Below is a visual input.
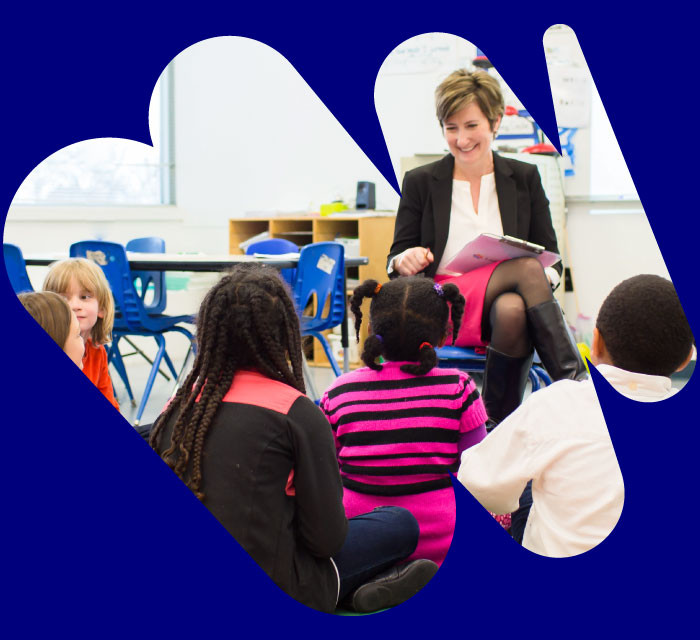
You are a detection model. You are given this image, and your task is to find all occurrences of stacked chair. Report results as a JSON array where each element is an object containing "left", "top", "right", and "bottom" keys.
[
  {"left": 126, "top": 236, "right": 168, "bottom": 314},
  {"left": 245, "top": 238, "right": 299, "bottom": 289}
]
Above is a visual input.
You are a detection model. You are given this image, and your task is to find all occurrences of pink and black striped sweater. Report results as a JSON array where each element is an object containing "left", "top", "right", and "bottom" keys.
[{"left": 321, "top": 361, "right": 487, "bottom": 566}]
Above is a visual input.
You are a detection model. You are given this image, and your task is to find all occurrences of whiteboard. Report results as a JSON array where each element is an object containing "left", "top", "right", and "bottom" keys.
[{"left": 381, "top": 34, "right": 458, "bottom": 75}]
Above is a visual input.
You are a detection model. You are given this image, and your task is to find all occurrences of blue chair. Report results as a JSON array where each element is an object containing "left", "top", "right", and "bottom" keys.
[
  {"left": 70, "top": 240, "right": 195, "bottom": 425},
  {"left": 3, "top": 243, "right": 34, "bottom": 293},
  {"left": 245, "top": 238, "right": 298, "bottom": 289},
  {"left": 103, "top": 237, "right": 173, "bottom": 407},
  {"left": 126, "top": 237, "right": 167, "bottom": 314},
  {"left": 436, "top": 345, "right": 551, "bottom": 392},
  {"left": 293, "top": 241, "right": 345, "bottom": 378}
]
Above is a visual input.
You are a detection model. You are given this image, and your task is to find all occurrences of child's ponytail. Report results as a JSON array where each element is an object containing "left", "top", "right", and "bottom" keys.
[
  {"left": 401, "top": 341, "right": 437, "bottom": 376},
  {"left": 349, "top": 279, "right": 382, "bottom": 342},
  {"left": 441, "top": 282, "right": 466, "bottom": 344},
  {"left": 361, "top": 334, "right": 384, "bottom": 371},
  {"left": 351, "top": 279, "right": 385, "bottom": 371}
]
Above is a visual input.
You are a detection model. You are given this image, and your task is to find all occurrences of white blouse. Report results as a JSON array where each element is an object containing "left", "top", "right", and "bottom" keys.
[
  {"left": 436, "top": 173, "right": 503, "bottom": 275},
  {"left": 389, "top": 170, "right": 560, "bottom": 287}
]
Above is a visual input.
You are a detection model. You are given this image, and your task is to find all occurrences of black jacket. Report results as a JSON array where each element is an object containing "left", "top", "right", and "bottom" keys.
[
  {"left": 387, "top": 153, "right": 562, "bottom": 278},
  {"left": 153, "top": 371, "right": 347, "bottom": 613}
]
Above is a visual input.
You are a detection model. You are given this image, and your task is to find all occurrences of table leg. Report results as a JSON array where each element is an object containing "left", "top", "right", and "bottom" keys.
[
  {"left": 302, "top": 355, "right": 320, "bottom": 402},
  {"left": 341, "top": 268, "right": 350, "bottom": 373}
]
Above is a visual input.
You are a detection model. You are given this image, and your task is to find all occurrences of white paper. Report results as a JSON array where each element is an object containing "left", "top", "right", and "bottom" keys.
[{"left": 316, "top": 254, "right": 336, "bottom": 274}]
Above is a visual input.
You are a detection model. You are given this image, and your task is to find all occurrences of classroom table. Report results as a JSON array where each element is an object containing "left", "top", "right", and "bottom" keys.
[
  {"left": 24, "top": 251, "right": 368, "bottom": 272},
  {"left": 23, "top": 252, "right": 368, "bottom": 375}
]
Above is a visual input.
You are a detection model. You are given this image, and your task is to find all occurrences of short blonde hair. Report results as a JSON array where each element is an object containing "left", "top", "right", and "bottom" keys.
[
  {"left": 435, "top": 69, "right": 505, "bottom": 131},
  {"left": 18, "top": 291, "right": 74, "bottom": 351},
  {"left": 43, "top": 258, "right": 115, "bottom": 345}
]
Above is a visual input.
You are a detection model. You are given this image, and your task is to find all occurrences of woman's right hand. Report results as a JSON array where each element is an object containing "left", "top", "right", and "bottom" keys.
[{"left": 394, "top": 247, "right": 434, "bottom": 276}]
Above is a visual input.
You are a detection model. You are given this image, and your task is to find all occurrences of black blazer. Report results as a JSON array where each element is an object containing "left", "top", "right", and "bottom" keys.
[
  {"left": 153, "top": 373, "right": 347, "bottom": 614},
  {"left": 387, "top": 153, "right": 562, "bottom": 278}
]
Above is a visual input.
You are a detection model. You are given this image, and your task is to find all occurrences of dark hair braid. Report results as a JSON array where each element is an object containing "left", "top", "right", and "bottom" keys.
[
  {"left": 175, "top": 332, "right": 231, "bottom": 473},
  {"left": 360, "top": 335, "right": 385, "bottom": 371},
  {"left": 150, "top": 264, "right": 305, "bottom": 500},
  {"left": 249, "top": 294, "right": 301, "bottom": 388},
  {"left": 441, "top": 282, "right": 466, "bottom": 343},
  {"left": 162, "top": 298, "right": 235, "bottom": 477},
  {"left": 349, "top": 279, "right": 380, "bottom": 342},
  {"left": 401, "top": 342, "right": 439, "bottom": 376},
  {"left": 281, "top": 295, "right": 306, "bottom": 390},
  {"left": 156, "top": 288, "right": 232, "bottom": 466},
  {"left": 189, "top": 359, "right": 238, "bottom": 499},
  {"left": 349, "top": 276, "right": 466, "bottom": 376}
]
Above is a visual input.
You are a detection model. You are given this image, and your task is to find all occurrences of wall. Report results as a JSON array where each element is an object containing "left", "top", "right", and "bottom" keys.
[
  {"left": 374, "top": 30, "right": 667, "bottom": 321},
  {"left": 563, "top": 201, "right": 668, "bottom": 321},
  {"left": 3, "top": 33, "right": 668, "bottom": 321},
  {"left": 4, "top": 36, "right": 399, "bottom": 259}
]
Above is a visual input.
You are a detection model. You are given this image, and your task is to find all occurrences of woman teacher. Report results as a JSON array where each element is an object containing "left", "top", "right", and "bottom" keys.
[{"left": 387, "top": 69, "right": 586, "bottom": 426}]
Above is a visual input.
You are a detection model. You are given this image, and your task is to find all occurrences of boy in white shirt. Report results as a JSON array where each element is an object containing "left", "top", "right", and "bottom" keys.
[{"left": 458, "top": 275, "right": 694, "bottom": 557}]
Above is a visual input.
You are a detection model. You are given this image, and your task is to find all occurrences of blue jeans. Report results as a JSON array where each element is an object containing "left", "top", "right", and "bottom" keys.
[
  {"left": 510, "top": 480, "right": 533, "bottom": 544},
  {"left": 333, "top": 506, "right": 419, "bottom": 601}
]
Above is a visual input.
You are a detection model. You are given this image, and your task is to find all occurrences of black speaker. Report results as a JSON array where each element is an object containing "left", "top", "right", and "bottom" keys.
[{"left": 356, "top": 181, "right": 376, "bottom": 209}]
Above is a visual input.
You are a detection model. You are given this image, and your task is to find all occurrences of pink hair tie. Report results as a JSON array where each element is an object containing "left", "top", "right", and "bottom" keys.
[{"left": 419, "top": 342, "right": 432, "bottom": 351}]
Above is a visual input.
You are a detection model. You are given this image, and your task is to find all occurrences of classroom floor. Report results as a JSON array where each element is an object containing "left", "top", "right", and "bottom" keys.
[
  {"left": 113, "top": 332, "right": 338, "bottom": 427},
  {"left": 113, "top": 332, "right": 694, "bottom": 429}
]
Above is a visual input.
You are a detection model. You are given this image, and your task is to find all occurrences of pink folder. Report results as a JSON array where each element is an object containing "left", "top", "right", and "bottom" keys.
[{"left": 444, "top": 233, "right": 560, "bottom": 275}]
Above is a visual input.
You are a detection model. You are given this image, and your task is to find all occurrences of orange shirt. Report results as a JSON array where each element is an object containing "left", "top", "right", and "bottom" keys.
[{"left": 82, "top": 339, "right": 120, "bottom": 410}]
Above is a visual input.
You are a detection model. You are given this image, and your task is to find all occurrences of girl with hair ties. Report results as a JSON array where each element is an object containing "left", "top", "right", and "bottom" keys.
[
  {"left": 387, "top": 69, "right": 587, "bottom": 427},
  {"left": 150, "top": 263, "right": 436, "bottom": 614},
  {"left": 320, "top": 277, "right": 488, "bottom": 567}
]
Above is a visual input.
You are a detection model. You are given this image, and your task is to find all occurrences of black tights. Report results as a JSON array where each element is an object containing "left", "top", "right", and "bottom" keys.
[{"left": 481, "top": 257, "right": 553, "bottom": 357}]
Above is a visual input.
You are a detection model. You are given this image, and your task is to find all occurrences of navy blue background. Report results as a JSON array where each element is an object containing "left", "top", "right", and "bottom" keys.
[{"left": 2, "top": 4, "right": 696, "bottom": 635}]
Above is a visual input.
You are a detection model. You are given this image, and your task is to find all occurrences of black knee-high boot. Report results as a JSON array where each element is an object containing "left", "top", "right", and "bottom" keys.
[
  {"left": 526, "top": 300, "right": 588, "bottom": 382},
  {"left": 482, "top": 346, "right": 533, "bottom": 430}
]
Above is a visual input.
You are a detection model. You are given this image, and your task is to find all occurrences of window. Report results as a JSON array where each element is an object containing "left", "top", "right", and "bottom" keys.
[{"left": 13, "top": 66, "right": 174, "bottom": 206}]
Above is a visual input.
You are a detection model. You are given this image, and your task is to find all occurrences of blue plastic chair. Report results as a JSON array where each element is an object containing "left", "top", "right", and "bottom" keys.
[
  {"left": 245, "top": 238, "right": 298, "bottom": 289},
  {"left": 436, "top": 345, "right": 551, "bottom": 392},
  {"left": 70, "top": 240, "right": 195, "bottom": 425},
  {"left": 126, "top": 237, "right": 167, "bottom": 314},
  {"left": 105, "top": 237, "right": 175, "bottom": 405},
  {"left": 3, "top": 243, "right": 34, "bottom": 293},
  {"left": 293, "top": 242, "right": 345, "bottom": 377}
]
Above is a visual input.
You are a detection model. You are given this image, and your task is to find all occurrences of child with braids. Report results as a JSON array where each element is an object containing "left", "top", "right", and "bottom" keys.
[
  {"left": 150, "top": 264, "right": 439, "bottom": 614},
  {"left": 320, "top": 277, "right": 488, "bottom": 567}
]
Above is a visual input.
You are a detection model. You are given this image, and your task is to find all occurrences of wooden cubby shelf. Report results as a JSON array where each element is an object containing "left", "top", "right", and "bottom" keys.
[{"left": 230, "top": 214, "right": 397, "bottom": 368}]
